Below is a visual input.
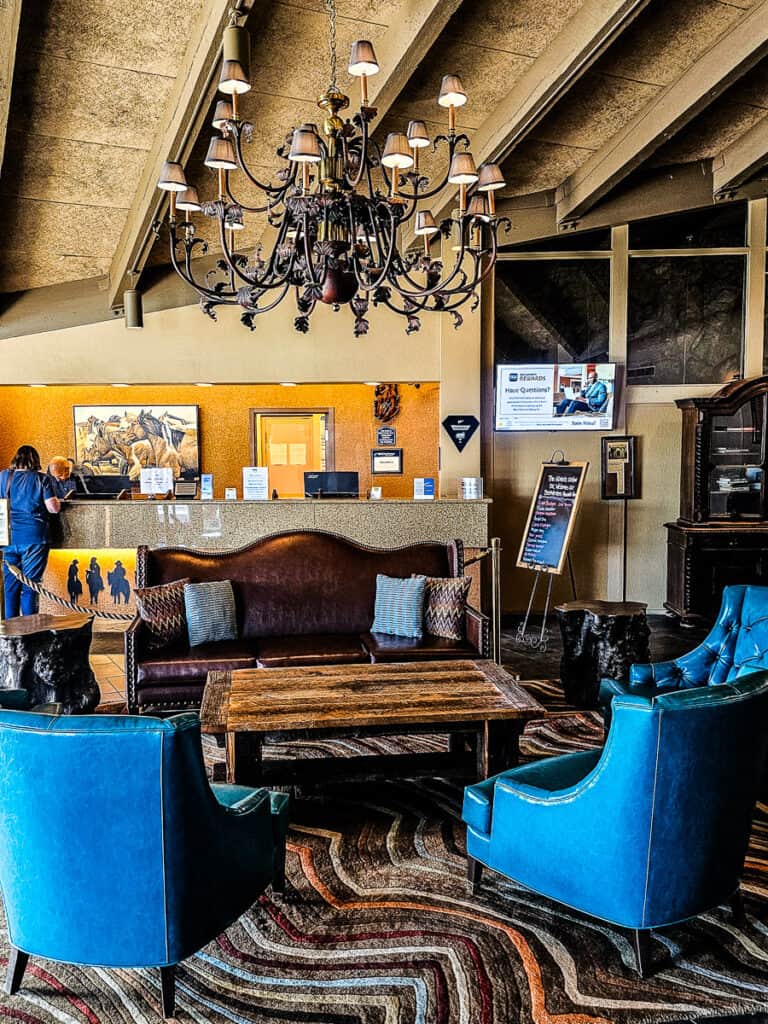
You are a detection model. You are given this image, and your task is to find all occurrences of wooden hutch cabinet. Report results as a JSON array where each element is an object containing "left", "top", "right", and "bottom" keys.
[{"left": 666, "top": 375, "right": 768, "bottom": 624}]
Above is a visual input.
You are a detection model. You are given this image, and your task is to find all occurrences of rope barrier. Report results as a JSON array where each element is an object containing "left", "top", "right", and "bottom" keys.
[{"left": 4, "top": 564, "right": 134, "bottom": 621}]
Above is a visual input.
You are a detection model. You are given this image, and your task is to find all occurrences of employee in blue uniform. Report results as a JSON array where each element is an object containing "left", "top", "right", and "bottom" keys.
[
  {"left": 0, "top": 445, "right": 61, "bottom": 618},
  {"left": 555, "top": 371, "right": 608, "bottom": 416}
]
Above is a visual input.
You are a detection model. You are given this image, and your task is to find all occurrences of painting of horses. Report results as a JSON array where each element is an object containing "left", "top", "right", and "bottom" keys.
[{"left": 73, "top": 406, "right": 200, "bottom": 480}]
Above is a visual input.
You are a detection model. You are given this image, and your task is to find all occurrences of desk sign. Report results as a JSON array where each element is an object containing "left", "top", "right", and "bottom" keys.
[
  {"left": 140, "top": 467, "right": 174, "bottom": 495},
  {"left": 442, "top": 414, "right": 479, "bottom": 453},
  {"left": 225, "top": 487, "right": 238, "bottom": 500},
  {"left": 371, "top": 448, "right": 403, "bottom": 475},
  {"left": 517, "top": 461, "right": 588, "bottom": 575},
  {"left": 200, "top": 474, "right": 214, "bottom": 500},
  {"left": 376, "top": 426, "right": 396, "bottom": 446},
  {"left": 242, "top": 466, "right": 269, "bottom": 500},
  {"left": 414, "top": 477, "right": 436, "bottom": 500},
  {"left": 458, "top": 477, "right": 483, "bottom": 499}
]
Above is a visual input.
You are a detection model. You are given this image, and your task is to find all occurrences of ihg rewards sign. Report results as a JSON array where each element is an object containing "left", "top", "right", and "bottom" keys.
[{"left": 494, "top": 363, "right": 616, "bottom": 432}]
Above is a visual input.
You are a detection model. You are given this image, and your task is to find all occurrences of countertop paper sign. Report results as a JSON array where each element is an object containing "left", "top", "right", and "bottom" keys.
[
  {"left": 242, "top": 466, "right": 269, "bottom": 500},
  {"left": 442, "top": 415, "right": 479, "bottom": 453},
  {"left": 414, "top": 477, "right": 435, "bottom": 500},
  {"left": 200, "top": 474, "right": 214, "bottom": 501},
  {"left": 140, "top": 467, "right": 174, "bottom": 495}
]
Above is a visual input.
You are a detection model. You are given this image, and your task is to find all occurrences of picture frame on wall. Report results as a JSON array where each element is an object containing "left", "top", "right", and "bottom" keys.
[
  {"left": 600, "top": 435, "right": 638, "bottom": 499},
  {"left": 371, "top": 448, "right": 403, "bottom": 475},
  {"left": 73, "top": 405, "right": 200, "bottom": 481}
]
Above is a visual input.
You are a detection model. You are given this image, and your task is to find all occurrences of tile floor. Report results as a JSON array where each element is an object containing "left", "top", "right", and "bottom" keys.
[{"left": 90, "top": 653, "right": 126, "bottom": 705}]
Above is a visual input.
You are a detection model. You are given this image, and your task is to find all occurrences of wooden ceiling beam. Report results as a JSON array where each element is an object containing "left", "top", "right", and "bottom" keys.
[
  {"left": 712, "top": 114, "right": 768, "bottom": 198},
  {"left": 367, "top": 0, "right": 463, "bottom": 121},
  {"left": 556, "top": 0, "right": 768, "bottom": 225},
  {"left": 107, "top": 0, "right": 251, "bottom": 311},
  {"left": 413, "top": 0, "right": 653, "bottom": 241},
  {"left": 0, "top": 1, "right": 22, "bottom": 171}
]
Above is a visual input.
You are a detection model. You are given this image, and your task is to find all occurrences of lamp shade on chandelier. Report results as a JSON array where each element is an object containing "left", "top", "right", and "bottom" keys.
[{"left": 156, "top": 2, "right": 509, "bottom": 336}]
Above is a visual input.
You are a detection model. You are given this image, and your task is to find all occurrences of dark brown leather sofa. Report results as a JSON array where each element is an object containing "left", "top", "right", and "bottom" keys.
[{"left": 125, "top": 530, "right": 489, "bottom": 713}]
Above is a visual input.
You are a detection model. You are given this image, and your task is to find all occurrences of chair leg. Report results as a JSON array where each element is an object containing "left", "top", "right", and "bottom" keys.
[
  {"left": 632, "top": 929, "right": 651, "bottom": 979},
  {"left": 467, "top": 857, "right": 483, "bottom": 895},
  {"left": 5, "top": 947, "right": 29, "bottom": 996},
  {"left": 729, "top": 889, "right": 747, "bottom": 927},
  {"left": 159, "top": 965, "right": 175, "bottom": 1019}
]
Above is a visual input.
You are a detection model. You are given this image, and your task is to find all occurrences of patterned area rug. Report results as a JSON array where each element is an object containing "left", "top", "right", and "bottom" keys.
[{"left": 1, "top": 710, "right": 767, "bottom": 1023}]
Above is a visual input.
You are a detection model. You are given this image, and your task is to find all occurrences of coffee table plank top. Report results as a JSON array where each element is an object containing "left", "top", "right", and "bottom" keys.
[{"left": 201, "top": 660, "right": 544, "bottom": 735}]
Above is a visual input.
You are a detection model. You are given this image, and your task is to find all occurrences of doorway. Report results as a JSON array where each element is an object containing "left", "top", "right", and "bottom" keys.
[{"left": 250, "top": 408, "right": 334, "bottom": 498}]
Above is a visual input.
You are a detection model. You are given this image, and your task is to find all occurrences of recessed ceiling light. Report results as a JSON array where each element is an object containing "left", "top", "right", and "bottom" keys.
[
  {"left": 112, "top": 383, "right": 129, "bottom": 387},
  {"left": 363, "top": 381, "right": 380, "bottom": 386},
  {"left": 279, "top": 382, "right": 297, "bottom": 387},
  {"left": 29, "top": 383, "right": 47, "bottom": 387},
  {"left": 195, "top": 382, "right": 214, "bottom": 387}
]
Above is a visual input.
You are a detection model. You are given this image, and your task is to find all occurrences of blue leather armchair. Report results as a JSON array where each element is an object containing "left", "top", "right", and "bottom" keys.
[
  {"left": 599, "top": 584, "right": 768, "bottom": 724},
  {"left": 462, "top": 674, "right": 768, "bottom": 976},
  {"left": 0, "top": 711, "right": 289, "bottom": 1018}
]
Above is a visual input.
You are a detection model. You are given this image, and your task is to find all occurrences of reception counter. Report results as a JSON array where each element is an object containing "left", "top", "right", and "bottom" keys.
[{"left": 53, "top": 498, "right": 491, "bottom": 551}]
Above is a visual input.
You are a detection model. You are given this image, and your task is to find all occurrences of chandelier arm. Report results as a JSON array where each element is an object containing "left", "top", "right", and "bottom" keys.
[
  {"left": 343, "top": 116, "right": 370, "bottom": 190},
  {"left": 229, "top": 125, "right": 296, "bottom": 196},
  {"left": 301, "top": 212, "right": 327, "bottom": 288},
  {"left": 216, "top": 213, "right": 298, "bottom": 291},
  {"left": 242, "top": 280, "right": 292, "bottom": 314},
  {"left": 386, "top": 226, "right": 473, "bottom": 299},
  {"left": 167, "top": 222, "right": 239, "bottom": 302},
  {"left": 391, "top": 135, "right": 462, "bottom": 204},
  {"left": 349, "top": 204, "right": 399, "bottom": 291},
  {"left": 225, "top": 176, "right": 286, "bottom": 214}
]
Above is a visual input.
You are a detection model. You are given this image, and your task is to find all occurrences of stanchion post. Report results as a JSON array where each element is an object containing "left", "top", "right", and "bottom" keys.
[{"left": 490, "top": 536, "right": 502, "bottom": 664}]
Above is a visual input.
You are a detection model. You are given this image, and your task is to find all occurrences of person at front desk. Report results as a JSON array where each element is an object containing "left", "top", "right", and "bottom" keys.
[
  {"left": 47, "top": 455, "right": 76, "bottom": 499},
  {"left": 555, "top": 371, "right": 607, "bottom": 416},
  {"left": 1, "top": 445, "right": 61, "bottom": 617}
]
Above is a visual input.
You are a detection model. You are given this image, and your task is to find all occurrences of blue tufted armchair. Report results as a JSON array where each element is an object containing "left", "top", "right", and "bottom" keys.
[
  {"left": 0, "top": 711, "right": 289, "bottom": 1019},
  {"left": 462, "top": 674, "right": 768, "bottom": 976},
  {"left": 599, "top": 585, "right": 768, "bottom": 725}
]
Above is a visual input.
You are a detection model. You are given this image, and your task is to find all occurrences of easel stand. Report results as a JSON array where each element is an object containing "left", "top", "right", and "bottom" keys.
[{"left": 515, "top": 552, "right": 576, "bottom": 653}]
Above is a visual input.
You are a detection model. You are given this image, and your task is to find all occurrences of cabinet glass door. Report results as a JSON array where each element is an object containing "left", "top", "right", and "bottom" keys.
[{"left": 708, "top": 395, "right": 765, "bottom": 518}]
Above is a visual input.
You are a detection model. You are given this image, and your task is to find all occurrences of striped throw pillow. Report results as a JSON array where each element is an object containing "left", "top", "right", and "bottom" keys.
[
  {"left": 371, "top": 574, "right": 427, "bottom": 638},
  {"left": 184, "top": 580, "right": 238, "bottom": 647},
  {"left": 423, "top": 576, "right": 471, "bottom": 640},
  {"left": 134, "top": 578, "right": 190, "bottom": 649}
]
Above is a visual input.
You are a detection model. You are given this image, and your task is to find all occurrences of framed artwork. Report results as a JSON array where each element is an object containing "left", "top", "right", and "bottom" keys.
[
  {"left": 73, "top": 405, "right": 200, "bottom": 481},
  {"left": 601, "top": 435, "right": 638, "bottom": 499},
  {"left": 371, "top": 448, "right": 403, "bottom": 475}
]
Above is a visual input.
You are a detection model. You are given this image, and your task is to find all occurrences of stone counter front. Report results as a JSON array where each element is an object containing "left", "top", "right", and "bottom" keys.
[{"left": 53, "top": 499, "right": 491, "bottom": 552}]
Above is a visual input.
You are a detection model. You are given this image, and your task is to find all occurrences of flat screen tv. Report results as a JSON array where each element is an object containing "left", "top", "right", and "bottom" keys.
[
  {"left": 495, "top": 362, "right": 617, "bottom": 432},
  {"left": 304, "top": 471, "right": 360, "bottom": 499}
]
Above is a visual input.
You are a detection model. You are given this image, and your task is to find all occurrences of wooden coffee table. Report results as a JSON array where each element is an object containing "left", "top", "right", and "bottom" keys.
[{"left": 200, "top": 659, "right": 545, "bottom": 787}]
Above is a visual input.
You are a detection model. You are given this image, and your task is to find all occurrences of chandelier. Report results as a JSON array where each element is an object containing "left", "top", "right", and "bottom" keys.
[{"left": 156, "top": 0, "right": 510, "bottom": 336}]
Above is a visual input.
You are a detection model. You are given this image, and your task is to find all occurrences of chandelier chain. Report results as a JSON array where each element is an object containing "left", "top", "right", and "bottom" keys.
[{"left": 324, "top": 0, "right": 338, "bottom": 91}]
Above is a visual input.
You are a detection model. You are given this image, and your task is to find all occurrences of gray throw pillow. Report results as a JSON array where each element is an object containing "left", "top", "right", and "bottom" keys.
[{"left": 184, "top": 581, "right": 237, "bottom": 647}]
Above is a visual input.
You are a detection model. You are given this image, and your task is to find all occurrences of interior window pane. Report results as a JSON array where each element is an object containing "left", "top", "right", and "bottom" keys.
[
  {"left": 627, "top": 256, "right": 745, "bottom": 385},
  {"left": 503, "top": 228, "right": 611, "bottom": 253},
  {"left": 628, "top": 203, "right": 746, "bottom": 249},
  {"left": 494, "top": 259, "right": 610, "bottom": 364}
]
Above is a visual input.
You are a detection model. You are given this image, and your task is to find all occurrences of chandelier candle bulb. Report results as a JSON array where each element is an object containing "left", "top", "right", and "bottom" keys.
[
  {"left": 289, "top": 125, "right": 322, "bottom": 163},
  {"left": 218, "top": 59, "right": 250, "bottom": 96},
  {"left": 438, "top": 74, "right": 467, "bottom": 133},
  {"left": 477, "top": 162, "right": 505, "bottom": 215},
  {"left": 205, "top": 136, "right": 237, "bottom": 170},
  {"left": 448, "top": 151, "right": 478, "bottom": 185},
  {"left": 348, "top": 40, "right": 379, "bottom": 105}
]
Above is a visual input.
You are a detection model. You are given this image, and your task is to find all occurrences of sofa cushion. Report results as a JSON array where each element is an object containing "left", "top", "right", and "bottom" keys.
[
  {"left": 136, "top": 638, "right": 258, "bottom": 685},
  {"left": 362, "top": 631, "right": 477, "bottom": 662},
  {"left": 184, "top": 580, "right": 237, "bottom": 646},
  {"left": 371, "top": 574, "right": 427, "bottom": 638},
  {"left": 134, "top": 578, "right": 190, "bottom": 649},
  {"left": 257, "top": 634, "right": 368, "bottom": 668},
  {"left": 423, "top": 575, "right": 472, "bottom": 640}
]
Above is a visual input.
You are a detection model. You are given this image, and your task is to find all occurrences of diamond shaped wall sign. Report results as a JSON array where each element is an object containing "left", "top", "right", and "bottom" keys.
[{"left": 442, "top": 415, "right": 479, "bottom": 453}]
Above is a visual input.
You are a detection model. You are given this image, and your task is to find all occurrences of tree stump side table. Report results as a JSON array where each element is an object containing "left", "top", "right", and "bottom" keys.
[
  {"left": 0, "top": 614, "right": 100, "bottom": 713},
  {"left": 555, "top": 600, "right": 650, "bottom": 708}
]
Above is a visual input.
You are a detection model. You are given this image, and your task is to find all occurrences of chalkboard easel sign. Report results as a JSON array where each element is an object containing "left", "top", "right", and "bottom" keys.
[{"left": 517, "top": 461, "right": 588, "bottom": 575}]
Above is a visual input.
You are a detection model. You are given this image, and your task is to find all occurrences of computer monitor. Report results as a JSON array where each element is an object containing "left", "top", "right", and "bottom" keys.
[{"left": 304, "top": 471, "right": 360, "bottom": 499}]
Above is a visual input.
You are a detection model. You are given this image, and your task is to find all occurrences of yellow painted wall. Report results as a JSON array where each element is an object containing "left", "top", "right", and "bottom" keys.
[{"left": 0, "top": 383, "right": 440, "bottom": 499}]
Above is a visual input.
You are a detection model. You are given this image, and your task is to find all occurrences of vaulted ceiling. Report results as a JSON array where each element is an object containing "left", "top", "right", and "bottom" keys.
[{"left": 0, "top": 0, "right": 767, "bottom": 316}]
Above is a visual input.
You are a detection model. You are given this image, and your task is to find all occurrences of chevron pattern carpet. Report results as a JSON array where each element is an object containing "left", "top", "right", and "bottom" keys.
[{"left": 1, "top": 710, "right": 766, "bottom": 1023}]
